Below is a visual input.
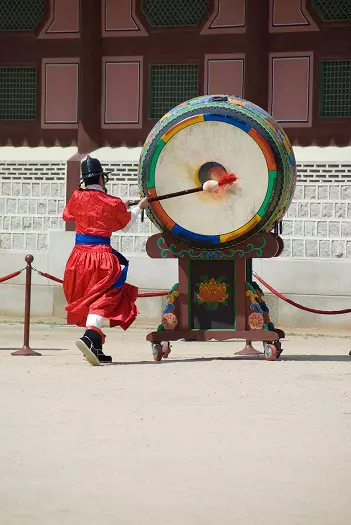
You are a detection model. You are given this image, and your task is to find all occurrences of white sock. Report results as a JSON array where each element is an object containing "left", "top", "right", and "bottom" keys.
[{"left": 86, "top": 314, "right": 104, "bottom": 329}]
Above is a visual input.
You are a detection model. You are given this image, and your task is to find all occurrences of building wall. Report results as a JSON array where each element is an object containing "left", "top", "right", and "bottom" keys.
[{"left": 0, "top": 0, "right": 350, "bottom": 150}]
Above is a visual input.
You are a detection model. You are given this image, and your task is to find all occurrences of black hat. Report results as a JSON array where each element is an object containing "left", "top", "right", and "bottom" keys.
[{"left": 81, "top": 156, "right": 113, "bottom": 181}]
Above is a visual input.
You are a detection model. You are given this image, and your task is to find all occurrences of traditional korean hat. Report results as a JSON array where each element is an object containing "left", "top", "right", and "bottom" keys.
[{"left": 81, "top": 156, "right": 113, "bottom": 181}]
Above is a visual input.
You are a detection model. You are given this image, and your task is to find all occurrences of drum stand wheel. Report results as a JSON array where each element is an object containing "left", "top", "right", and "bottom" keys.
[
  {"left": 263, "top": 341, "right": 283, "bottom": 361},
  {"left": 152, "top": 341, "right": 171, "bottom": 361}
]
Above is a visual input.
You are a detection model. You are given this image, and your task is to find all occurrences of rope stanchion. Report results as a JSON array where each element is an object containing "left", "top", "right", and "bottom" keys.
[
  {"left": 35, "top": 270, "right": 63, "bottom": 284},
  {"left": 12, "top": 255, "right": 41, "bottom": 357},
  {"left": 0, "top": 270, "right": 23, "bottom": 283},
  {"left": 253, "top": 271, "right": 351, "bottom": 315}
]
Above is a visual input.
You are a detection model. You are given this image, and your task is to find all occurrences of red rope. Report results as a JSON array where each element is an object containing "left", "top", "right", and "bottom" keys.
[
  {"left": 38, "top": 271, "right": 64, "bottom": 284},
  {"left": 253, "top": 272, "right": 351, "bottom": 315},
  {"left": 0, "top": 270, "right": 22, "bottom": 283}
]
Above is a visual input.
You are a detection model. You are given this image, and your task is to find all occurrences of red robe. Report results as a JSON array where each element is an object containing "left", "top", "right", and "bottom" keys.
[{"left": 63, "top": 189, "right": 139, "bottom": 329}]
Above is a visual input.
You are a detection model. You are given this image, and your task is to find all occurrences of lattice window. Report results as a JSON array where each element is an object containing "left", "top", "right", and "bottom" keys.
[
  {"left": 149, "top": 64, "right": 198, "bottom": 119},
  {"left": 0, "top": 0, "right": 45, "bottom": 31},
  {"left": 319, "top": 60, "right": 351, "bottom": 118},
  {"left": 141, "top": 0, "right": 209, "bottom": 26},
  {"left": 312, "top": 0, "right": 351, "bottom": 21},
  {"left": 0, "top": 67, "right": 37, "bottom": 120}
]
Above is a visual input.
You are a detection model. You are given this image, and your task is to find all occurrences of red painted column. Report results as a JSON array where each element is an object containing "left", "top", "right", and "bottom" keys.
[
  {"left": 244, "top": 0, "right": 270, "bottom": 110},
  {"left": 77, "top": 0, "right": 102, "bottom": 153}
]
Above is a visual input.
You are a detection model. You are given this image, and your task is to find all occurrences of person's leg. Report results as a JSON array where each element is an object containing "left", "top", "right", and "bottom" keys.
[{"left": 75, "top": 314, "right": 111, "bottom": 365}]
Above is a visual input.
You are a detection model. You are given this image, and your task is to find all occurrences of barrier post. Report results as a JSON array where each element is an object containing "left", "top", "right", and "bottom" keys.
[{"left": 12, "top": 254, "right": 41, "bottom": 357}]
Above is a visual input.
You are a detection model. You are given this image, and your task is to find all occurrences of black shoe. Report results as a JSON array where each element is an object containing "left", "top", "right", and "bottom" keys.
[
  {"left": 97, "top": 350, "right": 112, "bottom": 363},
  {"left": 75, "top": 335, "right": 100, "bottom": 366}
]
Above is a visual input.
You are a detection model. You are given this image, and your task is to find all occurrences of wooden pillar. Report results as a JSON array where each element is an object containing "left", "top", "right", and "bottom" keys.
[
  {"left": 77, "top": 0, "right": 102, "bottom": 153},
  {"left": 244, "top": 0, "right": 270, "bottom": 110}
]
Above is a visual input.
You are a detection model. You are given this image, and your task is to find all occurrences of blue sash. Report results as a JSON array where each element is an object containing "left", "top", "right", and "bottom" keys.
[{"left": 75, "top": 234, "right": 129, "bottom": 289}]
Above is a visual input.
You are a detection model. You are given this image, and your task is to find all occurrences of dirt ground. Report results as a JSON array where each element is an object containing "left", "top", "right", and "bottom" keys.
[{"left": 0, "top": 322, "right": 350, "bottom": 525}]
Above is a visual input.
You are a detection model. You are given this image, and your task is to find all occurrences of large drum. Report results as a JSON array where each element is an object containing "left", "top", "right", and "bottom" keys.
[{"left": 139, "top": 95, "right": 296, "bottom": 249}]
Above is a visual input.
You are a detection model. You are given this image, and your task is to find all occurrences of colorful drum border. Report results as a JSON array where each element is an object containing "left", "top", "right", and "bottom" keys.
[{"left": 146, "top": 113, "right": 279, "bottom": 246}]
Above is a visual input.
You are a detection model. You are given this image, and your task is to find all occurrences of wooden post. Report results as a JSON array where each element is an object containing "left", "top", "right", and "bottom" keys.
[{"left": 12, "top": 255, "right": 41, "bottom": 357}]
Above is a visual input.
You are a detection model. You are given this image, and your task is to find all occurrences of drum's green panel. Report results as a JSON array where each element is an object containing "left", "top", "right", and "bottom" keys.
[{"left": 139, "top": 95, "right": 296, "bottom": 249}]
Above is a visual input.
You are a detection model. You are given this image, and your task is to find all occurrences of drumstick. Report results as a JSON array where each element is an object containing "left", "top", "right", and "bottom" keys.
[{"left": 127, "top": 173, "right": 237, "bottom": 207}]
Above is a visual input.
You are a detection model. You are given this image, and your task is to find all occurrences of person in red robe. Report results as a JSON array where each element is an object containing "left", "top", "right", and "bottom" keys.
[{"left": 63, "top": 156, "right": 148, "bottom": 366}]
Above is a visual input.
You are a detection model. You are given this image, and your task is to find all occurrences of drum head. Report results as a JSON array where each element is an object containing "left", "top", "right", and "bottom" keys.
[{"left": 139, "top": 95, "right": 296, "bottom": 249}]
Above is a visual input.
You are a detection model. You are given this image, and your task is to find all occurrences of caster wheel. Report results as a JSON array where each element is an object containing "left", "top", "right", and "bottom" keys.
[
  {"left": 152, "top": 343, "right": 163, "bottom": 361},
  {"left": 264, "top": 342, "right": 277, "bottom": 361},
  {"left": 162, "top": 341, "right": 171, "bottom": 358}
]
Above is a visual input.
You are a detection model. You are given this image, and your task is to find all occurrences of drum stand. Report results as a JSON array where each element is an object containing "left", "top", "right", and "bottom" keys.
[{"left": 146, "top": 232, "right": 285, "bottom": 361}]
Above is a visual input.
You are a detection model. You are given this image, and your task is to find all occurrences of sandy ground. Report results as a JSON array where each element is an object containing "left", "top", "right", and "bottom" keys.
[{"left": 0, "top": 323, "right": 350, "bottom": 525}]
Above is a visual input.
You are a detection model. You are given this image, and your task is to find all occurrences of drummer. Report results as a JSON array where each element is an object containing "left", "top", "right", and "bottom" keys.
[{"left": 62, "top": 156, "right": 149, "bottom": 366}]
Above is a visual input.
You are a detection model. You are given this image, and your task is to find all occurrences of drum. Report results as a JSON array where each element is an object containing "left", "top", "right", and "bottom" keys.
[{"left": 139, "top": 94, "right": 296, "bottom": 249}]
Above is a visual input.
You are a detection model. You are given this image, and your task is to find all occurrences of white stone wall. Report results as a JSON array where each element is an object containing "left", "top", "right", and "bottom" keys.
[
  {"left": 281, "top": 162, "right": 351, "bottom": 259},
  {"left": 0, "top": 161, "right": 66, "bottom": 252},
  {"left": 1, "top": 158, "right": 351, "bottom": 259}
]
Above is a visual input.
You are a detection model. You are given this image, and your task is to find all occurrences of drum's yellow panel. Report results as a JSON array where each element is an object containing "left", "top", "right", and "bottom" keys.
[{"left": 155, "top": 121, "right": 268, "bottom": 236}]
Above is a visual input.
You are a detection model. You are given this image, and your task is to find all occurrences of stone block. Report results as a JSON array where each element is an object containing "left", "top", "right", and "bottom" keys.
[
  {"left": 6, "top": 199, "right": 17, "bottom": 214},
  {"left": 317, "top": 186, "right": 328, "bottom": 200},
  {"left": 287, "top": 202, "right": 297, "bottom": 217},
  {"left": 347, "top": 241, "right": 351, "bottom": 258},
  {"left": 32, "top": 183, "right": 40, "bottom": 196},
  {"left": 293, "top": 185, "right": 303, "bottom": 200},
  {"left": 282, "top": 220, "right": 293, "bottom": 236},
  {"left": 0, "top": 198, "right": 5, "bottom": 214},
  {"left": 294, "top": 221, "right": 303, "bottom": 236},
  {"left": 12, "top": 182, "right": 21, "bottom": 196},
  {"left": 13, "top": 233, "right": 25, "bottom": 250},
  {"left": 38, "top": 233, "right": 48, "bottom": 251},
  {"left": 41, "top": 183, "right": 50, "bottom": 196},
  {"left": 304, "top": 221, "right": 316, "bottom": 236},
  {"left": 22, "top": 183, "right": 31, "bottom": 196},
  {"left": 58, "top": 200, "right": 65, "bottom": 214},
  {"left": 121, "top": 236, "right": 134, "bottom": 252},
  {"left": 120, "top": 184, "right": 128, "bottom": 197},
  {"left": 23, "top": 217, "right": 32, "bottom": 230},
  {"left": 26, "top": 233, "right": 37, "bottom": 251},
  {"left": 48, "top": 200, "right": 57, "bottom": 214},
  {"left": 341, "top": 221, "right": 351, "bottom": 237},
  {"left": 310, "top": 203, "right": 321, "bottom": 218},
  {"left": 331, "top": 240, "right": 345, "bottom": 258},
  {"left": 11, "top": 217, "right": 21, "bottom": 230},
  {"left": 18, "top": 200, "right": 29, "bottom": 214},
  {"left": 2, "top": 182, "right": 11, "bottom": 195},
  {"left": 129, "top": 184, "right": 139, "bottom": 197},
  {"left": 304, "top": 186, "right": 317, "bottom": 199},
  {"left": 292, "top": 239, "right": 304, "bottom": 257},
  {"left": 0, "top": 233, "right": 11, "bottom": 249},
  {"left": 298, "top": 203, "right": 309, "bottom": 218},
  {"left": 322, "top": 203, "right": 333, "bottom": 218},
  {"left": 348, "top": 203, "right": 351, "bottom": 218},
  {"left": 51, "top": 183, "right": 59, "bottom": 196},
  {"left": 319, "top": 240, "right": 331, "bottom": 258},
  {"left": 29, "top": 200, "right": 36, "bottom": 214},
  {"left": 341, "top": 186, "right": 351, "bottom": 200},
  {"left": 134, "top": 236, "right": 148, "bottom": 253},
  {"left": 329, "top": 221, "right": 341, "bottom": 237},
  {"left": 329, "top": 186, "right": 340, "bottom": 200},
  {"left": 3, "top": 217, "right": 10, "bottom": 230},
  {"left": 33, "top": 217, "right": 43, "bottom": 230},
  {"left": 317, "top": 221, "right": 328, "bottom": 236},
  {"left": 280, "top": 239, "right": 291, "bottom": 257},
  {"left": 335, "top": 203, "right": 346, "bottom": 218},
  {"left": 37, "top": 200, "right": 48, "bottom": 214},
  {"left": 305, "top": 239, "right": 318, "bottom": 257}
]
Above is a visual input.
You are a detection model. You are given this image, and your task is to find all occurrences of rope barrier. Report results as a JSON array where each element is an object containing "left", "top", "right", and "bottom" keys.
[
  {"left": 0, "top": 270, "right": 23, "bottom": 283},
  {"left": 253, "top": 271, "right": 351, "bottom": 315}
]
